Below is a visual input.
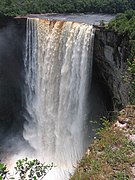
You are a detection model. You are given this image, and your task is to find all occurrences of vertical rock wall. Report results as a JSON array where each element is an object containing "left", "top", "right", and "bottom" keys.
[
  {"left": 0, "top": 18, "right": 130, "bottom": 161},
  {"left": 93, "top": 29, "right": 129, "bottom": 109}
]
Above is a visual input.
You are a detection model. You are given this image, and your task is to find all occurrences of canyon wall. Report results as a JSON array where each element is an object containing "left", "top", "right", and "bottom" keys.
[
  {"left": 0, "top": 18, "right": 130, "bottom": 152},
  {"left": 93, "top": 29, "right": 129, "bottom": 110},
  {"left": 0, "top": 17, "right": 131, "bottom": 171},
  {"left": 0, "top": 18, "right": 130, "bottom": 136},
  {"left": 0, "top": 18, "right": 130, "bottom": 130}
]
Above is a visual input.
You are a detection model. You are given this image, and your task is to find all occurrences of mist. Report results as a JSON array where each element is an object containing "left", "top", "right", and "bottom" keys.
[{"left": 0, "top": 18, "right": 113, "bottom": 179}]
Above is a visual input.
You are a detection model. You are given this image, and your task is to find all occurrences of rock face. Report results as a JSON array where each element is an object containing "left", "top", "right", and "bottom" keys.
[
  {"left": 93, "top": 29, "right": 129, "bottom": 109},
  {"left": 0, "top": 18, "right": 130, "bottom": 155},
  {"left": 0, "top": 19, "right": 130, "bottom": 137}
]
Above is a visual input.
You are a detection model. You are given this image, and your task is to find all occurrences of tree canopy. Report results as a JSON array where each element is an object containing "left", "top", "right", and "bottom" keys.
[
  {"left": 108, "top": 10, "right": 135, "bottom": 39},
  {"left": 0, "top": 0, "right": 134, "bottom": 16}
]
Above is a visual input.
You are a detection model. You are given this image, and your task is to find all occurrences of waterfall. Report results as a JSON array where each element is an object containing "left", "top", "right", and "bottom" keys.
[{"left": 23, "top": 18, "right": 95, "bottom": 179}]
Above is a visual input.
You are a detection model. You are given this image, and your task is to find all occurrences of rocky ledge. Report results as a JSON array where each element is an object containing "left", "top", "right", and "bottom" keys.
[
  {"left": 114, "top": 105, "right": 135, "bottom": 178},
  {"left": 71, "top": 105, "right": 135, "bottom": 180}
]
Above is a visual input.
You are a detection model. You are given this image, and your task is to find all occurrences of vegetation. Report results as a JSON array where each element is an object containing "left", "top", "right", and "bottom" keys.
[
  {"left": 128, "top": 60, "right": 135, "bottom": 104},
  {"left": 0, "top": 6, "right": 134, "bottom": 180},
  {"left": 0, "top": 162, "right": 8, "bottom": 180},
  {"left": 108, "top": 10, "right": 135, "bottom": 104},
  {"left": 71, "top": 106, "right": 135, "bottom": 179},
  {"left": 108, "top": 10, "right": 135, "bottom": 39},
  {"left": 0, "top": 0, "right": 134, "bottom": 16},
  {"left": 70, "top": 14, "right": 134, "bottom": 179},
  {"left": 0, "top": 158, "right": 53, "bottom": 179}
]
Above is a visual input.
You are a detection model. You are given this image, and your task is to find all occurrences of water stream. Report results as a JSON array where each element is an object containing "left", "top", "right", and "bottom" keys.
[{"left": 23, "top": 18, "right": 95, "bottom": 179}]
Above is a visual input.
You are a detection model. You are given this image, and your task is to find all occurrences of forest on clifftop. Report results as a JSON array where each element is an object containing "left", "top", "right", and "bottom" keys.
[{"left": 0, "top": 0, "right": 135, "bottom": 16}]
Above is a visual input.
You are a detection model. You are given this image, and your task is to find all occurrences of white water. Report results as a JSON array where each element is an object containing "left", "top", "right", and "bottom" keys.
[{"left": 23, "top": 18, "right": 95, "bottom": 179}]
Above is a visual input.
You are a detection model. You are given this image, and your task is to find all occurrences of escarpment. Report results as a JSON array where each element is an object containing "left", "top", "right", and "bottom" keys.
[{"left": 93, "top": 29, "right": 129, "bottom": 109}]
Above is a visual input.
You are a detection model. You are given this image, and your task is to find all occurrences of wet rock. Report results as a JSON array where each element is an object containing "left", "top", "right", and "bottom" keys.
[{"left": 94, "top": 29, "right": 129, "bottom": 108}]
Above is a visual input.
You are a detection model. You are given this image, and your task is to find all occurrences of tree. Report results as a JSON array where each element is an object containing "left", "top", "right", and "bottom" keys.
[{"left": 0, "top": 158, "right": 54, "bottom": 180}]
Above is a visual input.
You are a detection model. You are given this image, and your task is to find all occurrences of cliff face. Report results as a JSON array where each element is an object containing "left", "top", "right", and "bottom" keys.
[
  {"left": 0, "top": 19, "right": 130, "bottom": 137},
  {"left": 0, "top": 19, "right": 130, "bottom": 130},
  {"left": 93, "top": 29, "right": 129, "bottom": 109},
  {"left": 0, "top": 18, "right": 130, "bottom": 152}
]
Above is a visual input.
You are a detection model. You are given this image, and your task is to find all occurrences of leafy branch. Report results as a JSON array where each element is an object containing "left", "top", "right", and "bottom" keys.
[{"left": 0, "top": 158, "right": 54, "bottom": 180}]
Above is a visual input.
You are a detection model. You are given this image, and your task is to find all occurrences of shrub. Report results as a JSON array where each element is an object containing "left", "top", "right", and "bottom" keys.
[{"left": 0, "top": 158, "right": 54, "bottom": 180}]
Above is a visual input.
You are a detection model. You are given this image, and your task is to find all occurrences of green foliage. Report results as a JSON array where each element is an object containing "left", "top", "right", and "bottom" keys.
[
  {"left": 0, "top": 162, "right": 8, "bottom": 179},
  {"left": 71, "top": 115, "right": 135, "bottom": 179},
  {"left": 108, "top": 10, "right": 135, "bottom": 104},
  {"left": 128, "top": 59, "right": 135, "bottom": 104},
  {"left": 108, "top": 10, "right": 135, "bottom": 39},
  {"left": 114, "top": 171, "right": 130, "bottom": 180},
  {"left": 0, "top": 158, "right": 54, "bottom": 180},
  {"left": 99, "top": 20, "right": 105, "bottom": 26},
  {"left": 15, "top": 158, "right": 54, "bottom": 180},
  {"left": 0, "top": 0, "right": 134, "bottom": 16}
]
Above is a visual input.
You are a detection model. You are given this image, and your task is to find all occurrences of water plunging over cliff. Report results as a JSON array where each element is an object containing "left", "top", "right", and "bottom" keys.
[{"left": 23, "top": 18, "right": 95, "bottom": 179}]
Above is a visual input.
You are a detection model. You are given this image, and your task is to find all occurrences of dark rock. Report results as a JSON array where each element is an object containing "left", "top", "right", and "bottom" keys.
[{"left": 93, "top": 29, "right": 129, "bottom": 110}]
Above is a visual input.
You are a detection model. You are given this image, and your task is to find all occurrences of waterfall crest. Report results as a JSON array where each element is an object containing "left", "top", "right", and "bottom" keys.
[{"left": 23, "top": 18, "right": 95, "bottom": 179}]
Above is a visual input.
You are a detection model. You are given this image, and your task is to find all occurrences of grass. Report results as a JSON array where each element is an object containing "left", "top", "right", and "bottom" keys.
[{"left": 71, "top": 106, "right": 135, "bottom": 180}]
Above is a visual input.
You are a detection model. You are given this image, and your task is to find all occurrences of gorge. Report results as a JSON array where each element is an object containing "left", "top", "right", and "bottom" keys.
[{"left": 0, "top": 15, "right": 129, "bottom": 179}]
